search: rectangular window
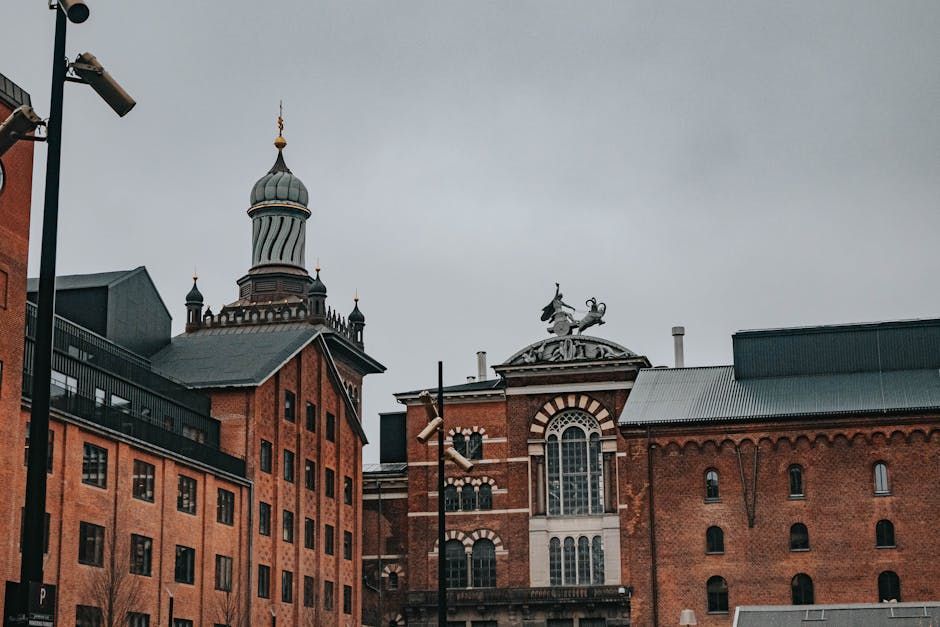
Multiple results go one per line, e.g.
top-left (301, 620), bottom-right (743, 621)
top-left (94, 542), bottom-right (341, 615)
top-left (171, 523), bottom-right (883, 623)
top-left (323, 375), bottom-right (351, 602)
top-left (174, 545), bottom-right (195, 584)
top-left (177, 475), bottom-right (197, 515)
top-left (110, 394), bottom-right (130, 411)
top-left (326, 412), bottom-right (336, 442)
top-left (172, 621), bottom-right (193, 627)
top-left (324, 580), bottom-right (334, 611)
top-left (78, 522), bottom-right (104, 566)
top-left (303, 575), bottom-right (315, 607)
top-left (260, 440), bottom-right (272, 473)
top-left (95, 387), bottom-right (107, 407)
top-left (281, 570), bottom-right (294, 603)
top-left (284, 390), bottom-right (295, 422)
top-left (131, 460), bottom-right (155, 502)
top-left (257, 564), bottom-right (271, 598)
top-left (304, 518), bottom-right (315, 549)
top-left (344, 476), bottom-right (353, 505)
top-left (282, 510), bottom-right (294, 543)
top-left (50, 369), bottom-right (77, 397)
top-left (305, 459), bottom-right (316, 491)
top-left (181, 425), bottom-right (206, 443)
top-left (343, 585), bottom-right (352, 614)
top-left (217, 488), bottom-right (235, 525)
top-left (284, 449), bottom-right (295, 482)
top-left (343, 530), bottom-right (353, 560)
top-left (130, 534), bottom-right (153, 576)
top-left (128, 613), bottom-right (150, 627)
top-left (76, 605), bottom-right (103, 627)
top-left (305, 402), bottom-right (316, 432)
top-left (259, 502), bottom-right (271, 536)
top-left (325, 524), bottom-right (335, 555)
top-left (215, 554), bottom-right (233, 591)
top-left (82, 443), bottom-right (108, 488)
top-left (325, 468), bottom-right (335, 498)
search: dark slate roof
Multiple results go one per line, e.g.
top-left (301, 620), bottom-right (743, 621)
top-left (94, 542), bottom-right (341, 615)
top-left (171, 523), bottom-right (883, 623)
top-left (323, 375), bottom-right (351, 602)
top-left (150, 323), bottom-right (316, 388)
top-left (0, 72), bottom-right (31, 109)
top-left (395, 378), bottom-right (505, 399)
top-left (619, 365), bottom-right (940, 426)
top-left (27, 268), bottom-right (139, 293)
top-left (733, 602), bottom-right (940, 626)
top-left (363, 462), bottom-right (408, 474)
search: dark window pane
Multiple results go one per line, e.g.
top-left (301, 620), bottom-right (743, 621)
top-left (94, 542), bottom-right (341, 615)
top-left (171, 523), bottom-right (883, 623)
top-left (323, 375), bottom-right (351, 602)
top-left (305, 402), bottom-right (316, 432)
top-left (706, 526), bottom-right (724, 554)
top-left (707, 576), bottom-right (728, 613)
top-left (132, 460), bottom-right (155, 502)
top-left (82, 443), bottom-right (108, 488)
top-left (130, 534), bottom-right (153, 576)
top-left (326, 413), bottom-right (336, 442)
top-left (284, 390), bottom-right (295, 422)
top-left (878, 571), bottom-right (901, 602)
top-left (78, 522), bottom-right (104, 566)
top-left (177, 475), bottom-right (197, 515)
top-left (876, 520), bottom-right (896, 548)
top-left (217, 488), bottom-right (235, 525)
top-left (788, 465), bottom-right (804, 497)
top-left (174, 545), bottom-right (195, 584)
top-left (471, 539), bottom-right (496, 588)
top-left (790, 523), bottom-right (810, 551)
top-left (260, 440), bottom-right (272, 473)
top-left (258, 565), bottom-right (270, 598)
top-left (705, 469), bottom-right (719, 500)
top-left (791, 573), bottom-right (814, 605)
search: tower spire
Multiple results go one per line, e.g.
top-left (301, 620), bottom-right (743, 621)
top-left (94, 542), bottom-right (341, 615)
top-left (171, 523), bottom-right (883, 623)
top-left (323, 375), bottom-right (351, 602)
top-left (274, 100), bottom-right (287, 151)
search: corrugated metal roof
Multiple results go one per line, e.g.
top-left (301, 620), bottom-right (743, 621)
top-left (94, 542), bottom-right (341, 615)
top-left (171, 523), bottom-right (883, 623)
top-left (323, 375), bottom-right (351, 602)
top-left (733, 318), bottom-right (940, 379)
top-left (363, 462), bottom-right (408, 474)
top-left (734, 602), bottom-right (940, 626)
top-left (619, 365), bottom-right (940, 426)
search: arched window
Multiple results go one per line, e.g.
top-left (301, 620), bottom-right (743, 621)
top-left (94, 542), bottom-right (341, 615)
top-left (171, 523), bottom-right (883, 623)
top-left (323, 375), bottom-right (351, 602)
top-left (452, 433), bottom-right (467, 457)
top-left (874, 462), bottom-right (890, 495)
top-left (577, 536), bottom-right (591, 585)
top-left (468, 433), bottom-right (483, 460)
top-left (706, 576), bottom-right (728, 613)
top-left (478, 484), bottom-right (493, 510)
top-left (471, 539), bottom-right (496, 588)
top-left (705, 470), bottom-right (720, 501)
top-left (443, 485), bottom-right (459, 512)
top-left (875, 520), bottom-right (895, 548)
top-left (706, 526), bottom-right (724, 554)
top-left (549, 537), bottom-right (562, 586)
top-left (563, 537), bottom-right (577, 585)
top-left (545, 411), bottom-right (604, 516)
top-left (387, 571), bottom-right (398, 589)
top-left (461, 484), bottom-right (476, 511)
top-left (790, 523), bottom-right (809, 551)
top-left (878, 571), bottom-right (901, 602)
top-left (444, 540), bottom-right (467, 588)
top-left (591, 535), bottom-right (605, 585)
top-left (791, 573), bottom-right (814, 605)
top-left (788, 465), bottom-right (804, 497)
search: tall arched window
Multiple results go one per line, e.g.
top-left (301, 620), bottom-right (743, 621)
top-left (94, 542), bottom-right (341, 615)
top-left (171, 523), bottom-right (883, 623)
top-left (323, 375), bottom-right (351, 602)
top-left (790, 523), bottom-right (810, 551)
top-left (471, 539), bottom-right (496, 588)
top-left (706, 576), bottom-right (728, 613)
top-left (591, 535), bottom-right (605, 585)
top-left (443, 485), bottom-right (459, 512)
top-left (706, 526), bottom-right (724, 554)
top-left (874, 462), bottom-right (890, 494)
top-left (461, 484), bottom-right (476, 511)
top-left (444, 540), bottom-right (467, 588)
top-left (577, 536), bottom-right (591, 585)
top-left (468, 433), bottom-right (484, 460)
top-left (452, 433), bottom-right (466, 457)
top-left (545, 411), bottom-right (604, 516)
top-left (876, 520), bottom-right (895, 548)
top-left (563, 537), bottom-right (577, 585)
top-left (549, 537), bottom-right (562, 586)
top-left (478, 484), bottom-right (493, 510)
top-left (878, 571), bottom-right (901, 602)
top-left (788, 465), bottom-right (804, 497)
top-left (705, 469), bottom-right (720, 501)
top-left (791, 573), bottom-right (814, 605)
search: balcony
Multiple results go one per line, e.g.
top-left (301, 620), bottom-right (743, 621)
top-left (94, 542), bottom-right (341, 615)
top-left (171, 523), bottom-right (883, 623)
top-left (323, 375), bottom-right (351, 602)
top-left (406, 585), bottom-right (632, 608)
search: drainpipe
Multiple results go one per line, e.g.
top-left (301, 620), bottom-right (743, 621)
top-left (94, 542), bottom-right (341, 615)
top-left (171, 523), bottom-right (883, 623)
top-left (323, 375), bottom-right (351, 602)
top-left (646, 427), bottom-right (660, 626)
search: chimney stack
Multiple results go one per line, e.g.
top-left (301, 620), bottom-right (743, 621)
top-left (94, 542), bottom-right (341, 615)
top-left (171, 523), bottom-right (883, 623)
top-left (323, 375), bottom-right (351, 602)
top-left (477, 351), bottom-right (487, 381)
top-left (672, 326), bottom-right (685, 368)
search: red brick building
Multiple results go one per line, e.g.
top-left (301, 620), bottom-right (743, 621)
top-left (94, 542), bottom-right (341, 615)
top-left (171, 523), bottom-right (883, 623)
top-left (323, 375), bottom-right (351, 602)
top-left (365, 302), bottom-right (940, 627)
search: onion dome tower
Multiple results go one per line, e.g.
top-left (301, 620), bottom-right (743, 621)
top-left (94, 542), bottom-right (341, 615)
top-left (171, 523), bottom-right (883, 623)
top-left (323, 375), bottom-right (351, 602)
top-left (235, 112), bottom-right (314, 304)
top-left (348, 293), bottom-right (365, 345)
top-left (185, 274), bottom-right (204, 331)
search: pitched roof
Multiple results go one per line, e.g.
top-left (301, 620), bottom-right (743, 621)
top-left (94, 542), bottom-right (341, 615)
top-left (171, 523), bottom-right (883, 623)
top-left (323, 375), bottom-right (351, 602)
top-left (619, 365), bottom-right (940, 426)
top-left (733, 602), bottom-right (940, 626)
top-left (395, 378), bottom-right (505, 400)
top-left (26, 268), bottom-right (140, 292)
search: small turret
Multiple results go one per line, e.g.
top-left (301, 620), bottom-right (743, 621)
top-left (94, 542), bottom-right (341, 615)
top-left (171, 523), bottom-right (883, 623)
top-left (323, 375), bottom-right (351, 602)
top-left (308, 265), bottom-right (327, 320)
top-left (349, 293), bottom-right (365, 346)
top-left (185, 275), bottom-right (204, 332)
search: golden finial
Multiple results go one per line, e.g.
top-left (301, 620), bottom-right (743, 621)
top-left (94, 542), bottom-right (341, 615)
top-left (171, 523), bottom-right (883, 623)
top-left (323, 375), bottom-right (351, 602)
top-left (274, 100), bottom-right (287, 150)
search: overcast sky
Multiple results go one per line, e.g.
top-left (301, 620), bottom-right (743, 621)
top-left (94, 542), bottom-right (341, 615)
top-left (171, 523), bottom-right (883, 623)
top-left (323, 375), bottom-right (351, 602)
top-left (3, 1), bottom-right (938, 461)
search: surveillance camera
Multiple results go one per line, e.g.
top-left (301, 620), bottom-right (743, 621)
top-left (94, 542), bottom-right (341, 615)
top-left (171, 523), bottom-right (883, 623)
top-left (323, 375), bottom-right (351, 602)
top-left (416, 416), bottom-right (443, 443)
top-left (418, 390), bottom-right (440, 422)
top-left (71, 52), bottom-right (136, 117)
top-left (58, 0), bottom-right (90, 24)
top-left (0, 105), bottom-right (45, 157)
top-left (445, 447), bottom-right (474, 471)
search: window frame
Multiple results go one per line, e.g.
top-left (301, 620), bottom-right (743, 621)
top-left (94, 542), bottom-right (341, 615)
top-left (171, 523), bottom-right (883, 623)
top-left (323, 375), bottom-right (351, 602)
top-left (705, 526), bottom-right (724, 555)
top-left (257, 564), bottom-right (271, 599)
top-left (325, 468), bottom-right (335, 498)
top-left (174, 545), bottom-right (196, 585)
top-left (704, 469), bottom-right (720, 502)
top-left (82, 443), bottom-right (108, 489)
top-left (259, 440), bottom-right (273, 473)
top-left (789, 523), bottom-right (810, 551)
top-left (283, 449), bottom-right (295, 483)
top-left (130, 533), bottom-right (153, 576)
top-left (788, 464), bottom-right (804, 498)
top-left (259, 502), bottom-right (271, 536)
top-left (325, 524), bottom-right (335, 555)
top-left (706, 576), bottom-right (729, 614)
top-left (282, 509), bottom-right (295, 543)
top-left (875, 519), bottom-right (896, 548)
top-left (217, 488), bottom-right (235, 525)
top-left (305, 402), bottom-right (316, 432)
top-left (873, 461), bottom-right (890, 495)
top-left (878, 570), bottom-right (901, 602)
top-left (791, 573), bottom-right (814, 605)
top-left (132, 460), bottom-right (155, 502)
top-left (284, 390), bottom-right (296, 422)
top-left (78, 521), bottom-right (104, 566)
top-left (215, 554), bottom-right (233, 592)
top-left (177, 475), bottom-right (197, 515)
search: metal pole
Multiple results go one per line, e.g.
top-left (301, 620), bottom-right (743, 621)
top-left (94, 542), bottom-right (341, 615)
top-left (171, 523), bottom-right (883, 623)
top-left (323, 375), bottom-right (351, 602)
top-left (437, 361), bottom-right (446, 626)
top-left (20, 3), bottom-right (67, 600)
top-left (377, 479), bottom-right (384, 627)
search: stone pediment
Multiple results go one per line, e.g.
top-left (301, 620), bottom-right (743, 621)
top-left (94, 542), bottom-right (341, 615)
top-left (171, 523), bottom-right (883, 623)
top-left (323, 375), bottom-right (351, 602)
top-left (504, 335), bottom-right (637, 366)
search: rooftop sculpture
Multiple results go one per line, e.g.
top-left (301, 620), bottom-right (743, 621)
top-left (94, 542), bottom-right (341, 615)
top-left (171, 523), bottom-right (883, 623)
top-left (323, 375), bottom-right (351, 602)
top-left (540, 283), bottom-right (607, 336)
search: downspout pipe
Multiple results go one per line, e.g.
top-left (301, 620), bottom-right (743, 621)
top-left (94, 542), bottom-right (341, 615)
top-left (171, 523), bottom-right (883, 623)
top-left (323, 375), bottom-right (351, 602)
top-left (647, 427), bottom-right (660, 626)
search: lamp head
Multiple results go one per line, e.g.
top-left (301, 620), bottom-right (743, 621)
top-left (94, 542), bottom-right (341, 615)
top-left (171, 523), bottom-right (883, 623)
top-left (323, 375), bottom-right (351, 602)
top-left (58, 0), bottom-right (90, 24)
top-left (0, 105), bottom-right (44, 157)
